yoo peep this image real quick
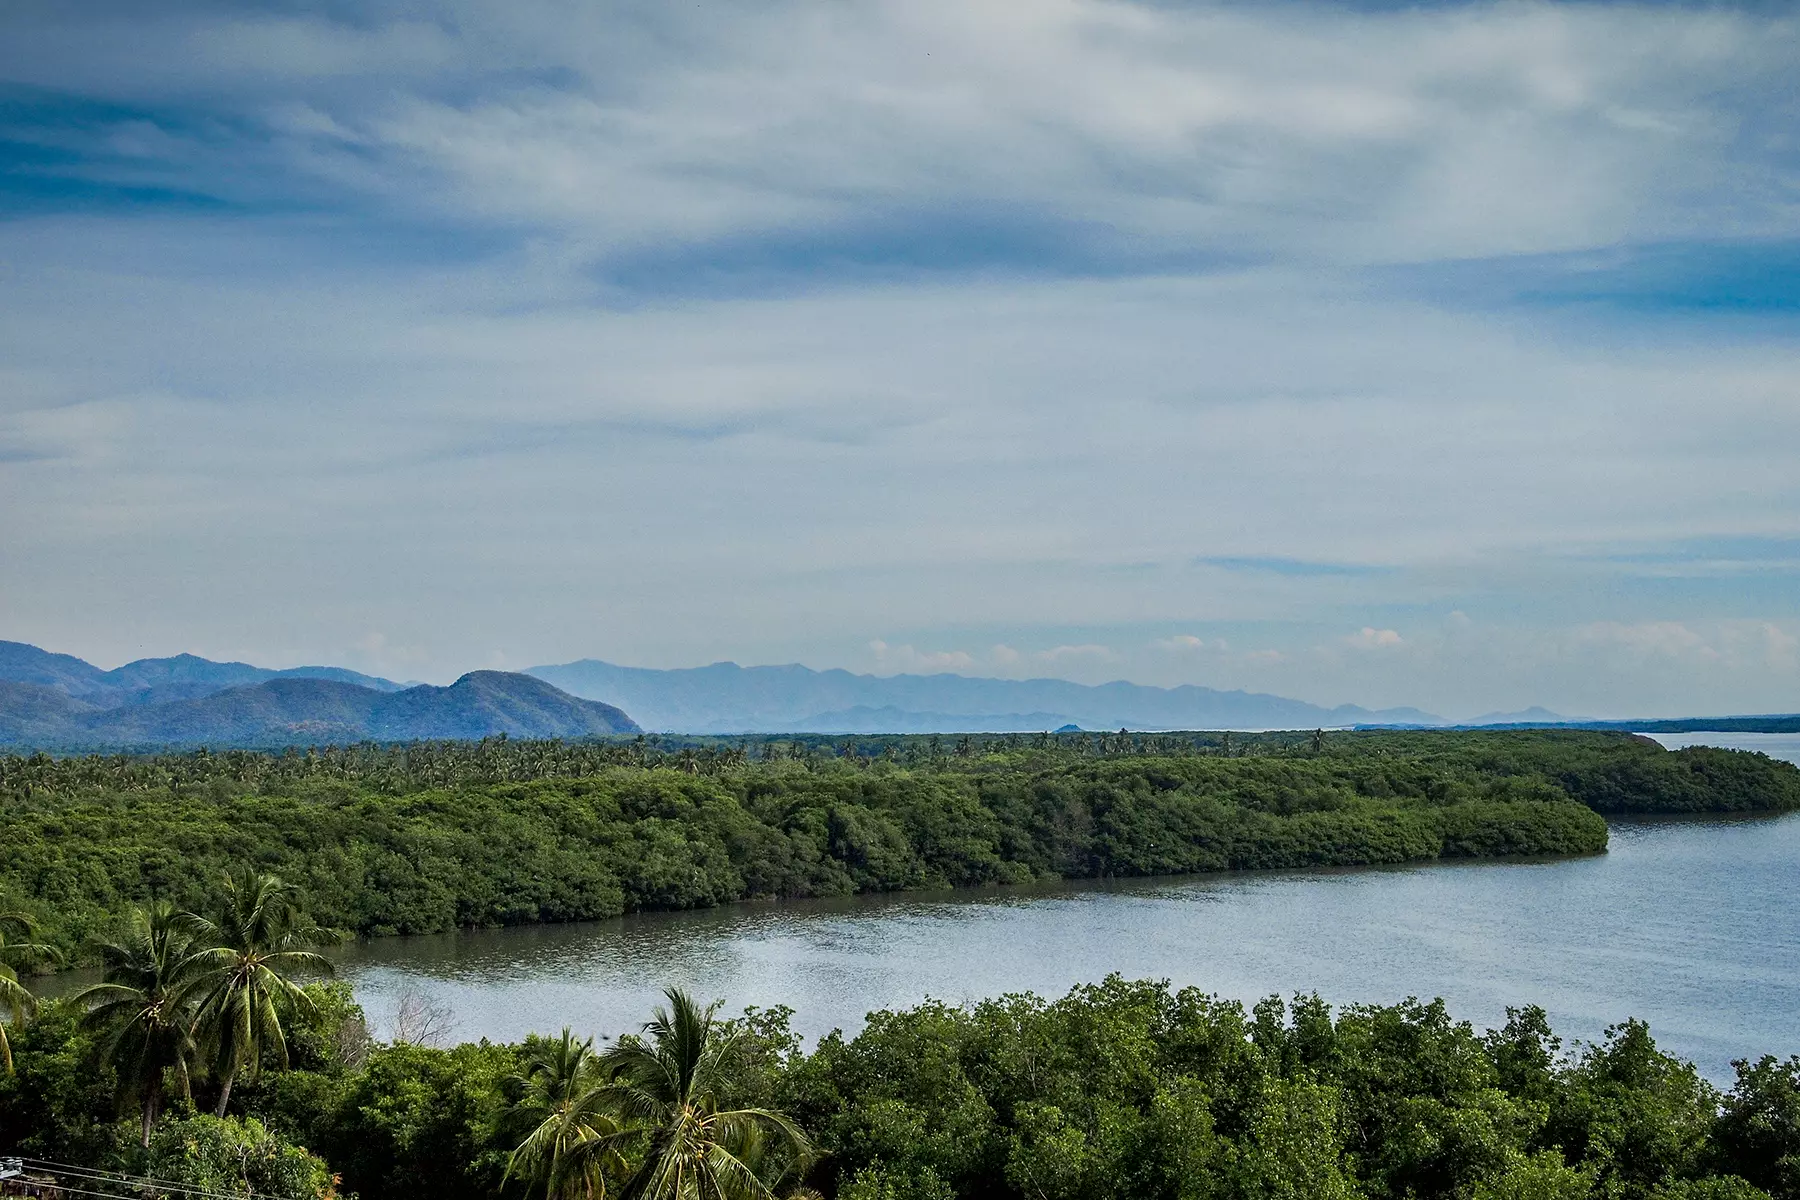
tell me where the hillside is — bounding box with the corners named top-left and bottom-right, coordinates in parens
top-left (0, 639), bottom-right (405, 708)
top-left (0, 680), bottom-right (102, 743)
top-left (526, 658), bottom-right (1444, 733)
top-left (0, 669), bottom-right (639, 748)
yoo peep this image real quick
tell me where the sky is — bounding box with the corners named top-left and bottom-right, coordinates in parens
top-left (1, 0), bottom-right (1797, 721)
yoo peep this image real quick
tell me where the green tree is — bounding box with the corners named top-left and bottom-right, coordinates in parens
top-left (1712, 1056), bottom-right (1800, 1199)
top-left (0, 911), bottom-right (58, 1073)
top-left (604, 988), bottom-right (813, 1200)
top-left (189, 870), bottom-right (336, 1115)
top-left (1548, 1020), bottom-right (1720, 1196)
top-left (1650, 1180), bottom-right (1773, 1200)
top-left (1472, 1149), bottom-right (1595, 1199)
top-left (137, 1113), bottom-right (338, 1199)
top-left (74, 901), bottom-right (212, 1146)
top-left (1232, 1075), bottom-right (1359, 1200)
top-left (507, 1028), bottom-right (628, 1199)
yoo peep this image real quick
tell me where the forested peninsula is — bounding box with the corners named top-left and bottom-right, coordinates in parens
top-left (4, 729), bottom-right (1796, 959)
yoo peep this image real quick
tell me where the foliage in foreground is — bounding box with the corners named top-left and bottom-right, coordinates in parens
top-left (43, 874), bottom-right (334, 1167)
top-left (4, 977), bottom-right (1800, 1200)
top-left (13, 728), bottom-right (1798, 957)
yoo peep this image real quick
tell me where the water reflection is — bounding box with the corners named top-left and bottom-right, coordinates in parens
top-left (41, 730), bottom-right (1800, 1080)
top-left (328, 813), bottom-right (1800, 1080)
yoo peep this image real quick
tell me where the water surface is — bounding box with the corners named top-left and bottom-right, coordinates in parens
top-left (1641, 730), bottom-right (1800, 761)
top-left (331, 808), bottom-right (1800, 1079)
top-left (44, 730), bottom-right (1791, 1078)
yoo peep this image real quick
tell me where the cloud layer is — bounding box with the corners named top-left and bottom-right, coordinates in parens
top-left (0, 0), bottom-right (1796, 718)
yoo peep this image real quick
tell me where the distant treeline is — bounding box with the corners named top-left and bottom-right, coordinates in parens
top-left (1565, 716), bottom-right (1800, 734)
top-left (3, 731), bottom-right (1796, 958)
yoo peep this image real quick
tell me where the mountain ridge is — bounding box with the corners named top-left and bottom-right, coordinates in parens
top-left (0, 651), bottom-right (640, 748)
top-left (17, 639), bottom-right (1786, 745)
top-left (525, 657), bottom-right (1445, 733)
top-left (0, 640), bottom-right (407, 709)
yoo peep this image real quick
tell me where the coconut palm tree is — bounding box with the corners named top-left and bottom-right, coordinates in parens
top-left (603, 988), bottom-right (812, 1200)
top-left (188, 870), bottom-right (335, 1115)
top-left (0, 911), bottom-right (60, 1073)
top-left (75, 901), bottom-right (212, 1146)
top-left (506, 1028), bottom-right (629, 1200)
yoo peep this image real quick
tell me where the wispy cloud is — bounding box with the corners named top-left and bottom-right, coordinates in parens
top-left (868, 640), bottom-right (976, 674)
top-left (1198, 557), bottom-right (1392, 578)
top-left (0, 0), bottom-right (1795, 714)
top-left (1156, 634), bottom-right (1229, 653)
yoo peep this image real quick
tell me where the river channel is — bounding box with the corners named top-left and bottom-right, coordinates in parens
top-left (319, 732), bottom-right (1800, 1079)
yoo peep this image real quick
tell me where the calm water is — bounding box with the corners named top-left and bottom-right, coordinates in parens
top-left (1641, 731), bottom-right (1800, 760)
top-left (47, 732), bottom-right (1790, 1079)
top-left (322, 727), bottom-right (1800, 1081)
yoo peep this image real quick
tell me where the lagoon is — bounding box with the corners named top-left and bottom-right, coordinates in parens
top-left (326, 729), bottom-right (1800, 1080)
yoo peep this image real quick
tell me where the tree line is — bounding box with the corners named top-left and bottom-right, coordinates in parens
top-left (1, 879), bottom-right (815, 1199)
top-left (4, 932), bottom-right (1798, 1199)
top-left (4, 733), bottom-right (1797, 961)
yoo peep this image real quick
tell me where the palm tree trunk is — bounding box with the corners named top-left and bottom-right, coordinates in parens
top-left (141, 1081), bottom-right (162, 1149)
top-left (214, 1067), bottom-right (236, 1117)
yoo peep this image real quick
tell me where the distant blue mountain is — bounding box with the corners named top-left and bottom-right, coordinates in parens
top-left (779, 706), bottom-right (1083, 734)
top-left (1466, 706), bottom-right (1571, 726)
top-left (79, 672), bottom-right (639, 746)
top-left (0, 642), bottom-right (637, 748)
top-left (525, 658), bottom-right (1444, 733)
top-left (0, 640), bottom-right (405, 708)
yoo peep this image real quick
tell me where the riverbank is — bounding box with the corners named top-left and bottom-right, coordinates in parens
top-left (251, 811), bottom-right (1797, 1080)
top-left (0, 733), bottom-right (1691, 959)
top-left (8, 731), bottom-right (1800, 963)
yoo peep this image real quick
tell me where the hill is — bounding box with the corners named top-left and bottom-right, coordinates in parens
top-left (525, 658), bottom-right (1444, 733)
top-left (0, 639), bottom-right (406, 709)
top-left (0, 680), bottom-right (102, 743)
top-left (0, 670), bottom-right (639, 748)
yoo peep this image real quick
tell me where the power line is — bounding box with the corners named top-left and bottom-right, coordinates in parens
top-left (15, 1158), bottom-right (292, 1200)
top-left (5, 1175), bottom-right (151, 1200)
top-left (24, 1159), bottom-right (288, 1198)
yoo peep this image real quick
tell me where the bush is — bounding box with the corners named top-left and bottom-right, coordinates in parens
top-left (131, 1114), bottom-right (337, 1199)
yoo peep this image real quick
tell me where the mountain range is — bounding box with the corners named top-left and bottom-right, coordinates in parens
top-left (524, 658), bottom-right (1445, 733)
top-left (0, 641), bottom-right (638, 748)
top-left (0, 640), bottom-right (407, 708)
top-left (4, 639), bottom-right (1792, 748)
top-left (0, 641), bottom-right (1454, 747)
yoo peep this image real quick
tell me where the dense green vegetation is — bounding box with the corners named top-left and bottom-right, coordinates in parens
top-left (2, 732), bottom-right (1797, 1196)
top-left (4, 731), bottom-right (1797, 960)
top-left (5, 972), bottom-right (1799, 1199)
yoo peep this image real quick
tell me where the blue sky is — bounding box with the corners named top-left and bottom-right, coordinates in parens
top-left (1, 0), bottom-right (1797, 719)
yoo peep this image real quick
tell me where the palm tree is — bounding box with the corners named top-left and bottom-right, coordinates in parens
top-left (506, 1028), bottom-right (629, 1199)
top-left (603, 989), bottom-right (812, 1200)
top-left (0, 911), bottom-right (60, 1073)
top-left (75, 901), bottom-right (212, 1146)
top-left (188, 870), bottom-right (335, 1115)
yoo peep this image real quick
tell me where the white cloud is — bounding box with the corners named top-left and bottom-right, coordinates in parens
top-left (1570, 620), bottom-right (1800, 674)
top-left (358, 2), bottom-right (1791, 262)
top-left (1575, 620), bottom-right (1715, 662)
top-left (869, 640), bottom-right (976, 674)
top-left (1156, 634), bottom-right (1229, 653)
top-left (4, 1), bottom-right (1793, 264)
top-left (0, 1), bottom-right (1795, 714)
